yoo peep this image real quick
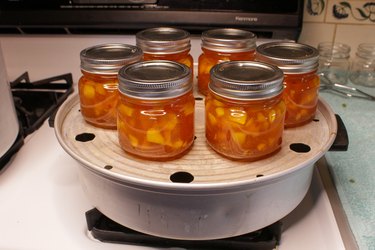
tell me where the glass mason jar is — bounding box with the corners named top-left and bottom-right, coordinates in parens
top-left (136, 27), bottom-right (194, 70)
top-left (117, 60), bottom-right (195, 161)
top-left (198, 28), bottom-right (257, 96)
top-left (318, 42), bottom-right (351, 84)
top-left (206, 61), bottom-right (286, 161)
top-left (78, 43), bottom-right (143, 129)
top-left (349, 43), bottom-right (375, 87)
top-left (256, 42), bottom-right (320, 128)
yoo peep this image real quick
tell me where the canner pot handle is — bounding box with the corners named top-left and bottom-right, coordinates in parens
top-left (329, 114), bottom-right (349, 151)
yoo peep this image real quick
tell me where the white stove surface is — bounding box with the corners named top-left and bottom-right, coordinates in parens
top-left (0, 121), bottom-right (345, 250)
top-left (0, 34), bottom-right (347, 250)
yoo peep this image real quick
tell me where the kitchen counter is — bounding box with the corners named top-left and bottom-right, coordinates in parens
top-left (319, 84), bottom-right (375, 250)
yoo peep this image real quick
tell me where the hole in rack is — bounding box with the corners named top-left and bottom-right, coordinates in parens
top-left (170, 171), bottom-right (194, 183)
top-left (104, 165), bottom-right (113, 170)
top-left (75, 133), bottom-right (96, 142)
top-left (289, 143), bottom-right (311, 153)
top-left (313, 118), bottom-right (319, 122)
top-left (256, 174), bottom-right (264, 178)
top-left (195, 97), bottom-right (203, 101)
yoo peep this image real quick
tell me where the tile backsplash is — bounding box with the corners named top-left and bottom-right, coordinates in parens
top-left (299, 0), bottom-right (375, 59)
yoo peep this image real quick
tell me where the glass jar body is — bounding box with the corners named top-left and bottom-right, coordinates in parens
top-left (143, 50), bottom-right (194, 71)
top-left (198, 48), bottom-right (256, 95)
top-left (117, 90), bottom-right (195, 161)
top-left (318, 42), bottom-right (351, 84)
top-left (78, 72), bottom-right (119, 129)
top-left (283, 70), bottom-right (320, 127)
top-left (205, 91), bottom-right (286, 160)
top-left (349, 43), bottom-right (375, 87)
top-left (318, 56), bottom-right (350, 84)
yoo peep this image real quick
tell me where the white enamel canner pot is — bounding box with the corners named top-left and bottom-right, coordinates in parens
top-left (0, 44), bottom-right (21, 166)
top-left (54, 93), bottom-right (345, 240)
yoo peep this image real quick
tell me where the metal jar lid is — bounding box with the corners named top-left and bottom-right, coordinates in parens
top-left (209, 61), bottom-right (284, 100)
top-left (80, 43), bottom-right (143, 75)
top-left (118, 60), bottom-right (192, 99)
top-left (136, 27), bottom-right (191, 54)
top-left (201, 28), bottom-right (257, 53)
top-left (256, 42), bottom-right (319, 74)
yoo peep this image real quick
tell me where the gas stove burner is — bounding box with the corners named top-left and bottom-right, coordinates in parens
top-left (11, 71), bottom-right (74, 136)
top-left (86, 208), bottom-right (281, 250)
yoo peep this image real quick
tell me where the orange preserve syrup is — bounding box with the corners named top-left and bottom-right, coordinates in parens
top-left (143, 51), bottom-right (194, 71)
top-left (256, 42), bottom-right (320, 128)
top-left (205, 61), bottom-right (285, 161)
top-left (136, 27), bottom-right (194, 72)
top-left (117, 91), bottom-right (195, 161)
top-left (198, 48), bottom-right (255, 95)
top-left (78, 43), bottom-right (143, 129)
top-left (205, 92), bottom-right (285, 160)
top-left (78, 73), bottom-right (119, 129)
top-left (117, 60), bottom-right (194, 161)
top-left (198, 28), bottom-right (257, 96)
top-left (283, 71), bottom-right (320, 127)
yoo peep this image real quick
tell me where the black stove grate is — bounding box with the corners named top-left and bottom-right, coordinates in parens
top-left (0, 72), bottom-right (73, 170)
top-left (10, 71), bottom-right (74, 135)
top-left (86, 208), bottom-right (282, 250)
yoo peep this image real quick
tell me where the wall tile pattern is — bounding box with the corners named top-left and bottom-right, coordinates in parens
top-left (299, 0), bottom-right (375, 59)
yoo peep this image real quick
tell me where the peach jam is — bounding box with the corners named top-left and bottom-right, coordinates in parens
top-left (78, 43), bottom-right (143, 129)
top-left (198, 28), bottom-right (256, 95)
top-left (206, 61), bottom-right (286, 161)
top-left (117, 60), bottom-right (195, 161)
top-left (256, 42), bottom-right (320, 127)
top-left (136, 27), bottom-right (193, 70)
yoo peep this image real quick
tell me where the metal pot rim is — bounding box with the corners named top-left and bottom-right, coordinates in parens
top-left (54, 94), bottom-right (337, 193)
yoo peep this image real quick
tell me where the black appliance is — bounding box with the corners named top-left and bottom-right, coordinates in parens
top-left (0, 0), bottom-right (303, 39)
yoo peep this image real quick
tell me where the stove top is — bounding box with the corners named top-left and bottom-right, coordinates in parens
top-left (0, 118), bottom-right (346, 249)
top-left (86, 208), bottom-right (281, 250)
top-left (0, 72), bottom-right (73, 169)
top-left (0, 69), bottom-right (346, 250)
